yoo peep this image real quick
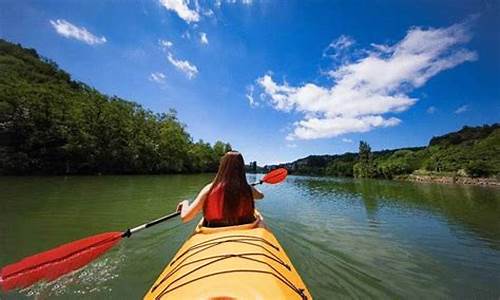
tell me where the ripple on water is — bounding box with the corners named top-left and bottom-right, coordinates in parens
top-left (267, 215), bottom-right (452, 299)
top-left (19, 251), bottom-right (126, 298)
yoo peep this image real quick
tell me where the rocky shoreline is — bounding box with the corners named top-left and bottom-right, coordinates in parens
top-left (396, 174), bottom-right (500, 187)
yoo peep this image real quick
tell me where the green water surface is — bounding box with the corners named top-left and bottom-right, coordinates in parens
top-left (1, 175), bottom-right (499, 299)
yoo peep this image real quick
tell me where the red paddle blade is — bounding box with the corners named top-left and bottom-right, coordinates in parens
top-left (0, 231), bottom-right (122, 292)
top-left (262, 168), bottom-right (288, 184)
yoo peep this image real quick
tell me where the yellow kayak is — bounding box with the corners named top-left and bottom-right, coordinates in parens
top-left (144, 211), bottom-right (312, 299)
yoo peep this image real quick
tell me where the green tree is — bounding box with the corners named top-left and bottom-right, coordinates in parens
top-left (353, 141), bottom-right (375, 178)
top-left (188, 140), bottom-right (216, 172)
top-left (156, 110), bottom-right (191, 173)
top-left (377, 150), bottom-right (420, 179)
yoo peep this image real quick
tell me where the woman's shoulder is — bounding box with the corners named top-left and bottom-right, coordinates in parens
top-left (201, 182), bottom-right (214, 193)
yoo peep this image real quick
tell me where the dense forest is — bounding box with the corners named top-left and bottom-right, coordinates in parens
top-left (0, 39), bottom-right (232, 175)
top-left (269, 123), bottom-right (500, 179)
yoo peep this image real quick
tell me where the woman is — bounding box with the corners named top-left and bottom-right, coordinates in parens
top-left (177, 151), bottom-right (264, 227)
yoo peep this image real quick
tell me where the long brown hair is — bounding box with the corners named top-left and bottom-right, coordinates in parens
top-left (207, 151), bottom-right (253, 223)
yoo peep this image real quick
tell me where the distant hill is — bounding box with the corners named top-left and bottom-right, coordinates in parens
top-left (266, 123), bottom-right (500, 179)
top-left (0, 39), bottom-right (231, 175)
top-left (429, 124), bottom-right (499, 147)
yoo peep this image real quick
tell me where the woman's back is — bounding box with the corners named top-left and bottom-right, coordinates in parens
top-left (176, 151), bottom-right (264, 225)
top-left (203, 182), bottom-right (255, 227)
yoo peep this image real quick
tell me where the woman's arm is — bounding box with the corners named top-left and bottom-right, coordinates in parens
top-left (177, 183), bottom-right (212, 223)
top-left (251, 186), bottom-right (264, 200)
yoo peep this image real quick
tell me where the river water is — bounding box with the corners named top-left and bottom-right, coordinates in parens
top-left (1, 175), bottom-right (499, 299)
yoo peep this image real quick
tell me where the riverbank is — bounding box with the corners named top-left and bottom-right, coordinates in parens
top-left (395, 173), bottom-right (500, 187)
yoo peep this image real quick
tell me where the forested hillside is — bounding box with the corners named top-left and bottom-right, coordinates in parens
top-left (0, 39), bottom-right (231, 175)
top-left (269, 124), bottom-right (500, 179)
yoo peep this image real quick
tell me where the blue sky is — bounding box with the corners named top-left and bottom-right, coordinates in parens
top-left (1, 0), bottom-right (499, 165)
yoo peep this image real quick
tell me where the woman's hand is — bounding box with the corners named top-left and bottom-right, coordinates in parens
top-left (176, 200), bottom-right (189, 212)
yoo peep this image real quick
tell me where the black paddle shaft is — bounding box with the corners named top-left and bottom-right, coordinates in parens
top-left (122, 211), bottom-right (181, 238)
top-left (250, 180), bottom-right (263, 186)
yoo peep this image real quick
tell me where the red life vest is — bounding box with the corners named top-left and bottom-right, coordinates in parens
top-left (203, 183), bottom-right (255, 226)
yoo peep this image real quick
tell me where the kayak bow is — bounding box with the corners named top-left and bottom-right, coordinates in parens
top-left (144, 210), bottom-right (311, 299)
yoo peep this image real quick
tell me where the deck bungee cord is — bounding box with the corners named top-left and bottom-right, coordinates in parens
top-left (155, 269), bottom-right (307, 300)
top-left (152, 234), bottom-right (289, 291)
top-left (151, 234), bottom-right (307, 300)
top-left (168, 234), bottom-right (281, 266)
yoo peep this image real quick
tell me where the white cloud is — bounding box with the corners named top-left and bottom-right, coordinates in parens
top-left (167, 52), bottom-right (198, 79)
top-left (324, 35), bottom-right (354, 54)
top-left (427, 106), bottom-right (437, 114)
top-left (454, 105), bottom-right (468, 114)
top-left (286, 116), bottom-right (401, 140)
top-left (159, 39), bottom-right (173, 49)
top-left (246, 85), bottom-right (258, 107)
top-left (149, 72), bottom-right (166, 84)
top-left (203, 9), bottom-right (215, 16)
top-left (286, 143), bottom-right (297, 148)
top-left (158, 0), bottom-right (200, 23)
top-left (342, 138), bottom-right (353, 143)
top-left (200, 32), bottom-right (208, 45)
top-left (49, 19), bottom-right (106, 45)
top-left (216, 0), bottom-right (252, 6)
top-left (256, 22), bottom-right (477, 140)
top-left (323, 35), bottom-right (357, 65)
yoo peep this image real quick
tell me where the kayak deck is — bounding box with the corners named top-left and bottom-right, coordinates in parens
top-left (144, 212), bottom-right (311, 299)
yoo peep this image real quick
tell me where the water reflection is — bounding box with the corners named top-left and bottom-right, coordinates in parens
top-left (292, 176), bottom-right (500, 249)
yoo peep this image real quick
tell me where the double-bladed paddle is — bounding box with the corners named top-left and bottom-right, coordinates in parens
top-left (0, 168), bottom-right (288, 292)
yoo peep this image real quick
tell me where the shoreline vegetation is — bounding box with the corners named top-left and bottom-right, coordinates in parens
top-left (1, 39), bottom-right (499, 187)
top-left (263, 124), bottom-right (500, 187)
top-left (396, 172), bottom-right (500, 187)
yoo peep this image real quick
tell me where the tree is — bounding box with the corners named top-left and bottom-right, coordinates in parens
top-left (251, 161), bottom-right (257, 172)
top-left (213, 141), bottom-right (231, 157)
top-left (359, 141), bottom-right (371, 162)
top-left (377, 150), bottom-right (419, 179)
top-left (353, 141), bottom-right (375, 178)
top-left (157, 111), bottom-right (191, 173)
top-left (466, 160), bottom-right (492, 178)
